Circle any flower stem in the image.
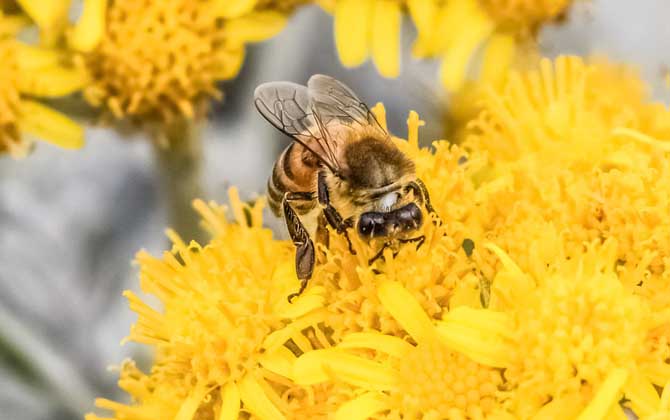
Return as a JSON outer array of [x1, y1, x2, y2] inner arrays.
[[152, 118, 207, 244]]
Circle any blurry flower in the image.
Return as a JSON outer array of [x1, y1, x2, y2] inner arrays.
[[81, 0, 292, 125], [326, 0, 401, 78], [0, 8, 85, 158], [409, 0, 571, 91], [14, 0, 72, 45], [87, 189, 329, 419]]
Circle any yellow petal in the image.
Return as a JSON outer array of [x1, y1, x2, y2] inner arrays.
[[223, 11, 287, 44], [175, 382, 209, 420], [612, 127, 670, 152], [215, 45, 246, 80], [338, 332, 413, 358], [293, 349, 395, 390], [14, 43, 65, 70], [575, 368, 628, 420], [435, 320, 512, 368], [622, 370, 660, 418], [68, 0, 107, 52], [258, 346, 296, 380], [442, 306, 514, 339], [18, 65, 88, 97], [0, 14, 30, 37], [370, 102, 388, 131], [18, 100, 84, 150], [371, 0, 401, 78], [480, 33, 515, 88], [334, 392, 389, 420], [262, 309, 326, 351], [237, 374, 286, 420], [377, 279, 436, 344], [213, 0, 258, 18], [531, 394, 584, 420], [219, 382, 240, 420], [406, 0, 437, 47], [334, 0, 373, 67], [17, 0, 70, 41]]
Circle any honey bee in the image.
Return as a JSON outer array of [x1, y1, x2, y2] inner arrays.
[[254, 75, 440, 301]]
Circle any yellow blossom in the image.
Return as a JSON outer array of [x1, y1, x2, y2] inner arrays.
[[81, 0, 294, 124], [88, 61, 670, 418], [0, 8, 85, 157], [293, 280, 512, 420], [86, 189, 330, 420]]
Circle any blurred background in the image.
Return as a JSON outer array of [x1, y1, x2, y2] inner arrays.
[[1, 0, 670, 418]]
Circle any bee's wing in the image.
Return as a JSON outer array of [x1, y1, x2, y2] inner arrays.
[[306, 74, 388, 138], [254, 81, 343, 173], [254, 75, 388, 175]]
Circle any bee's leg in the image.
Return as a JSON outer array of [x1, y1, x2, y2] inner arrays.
[[408, 179, 442, 225], [399, 235, 425, 250], [318, 172, 357, 255], [314, 213, 329, 263], [283, 192, 316, 303], [368, 241, 393, 265]]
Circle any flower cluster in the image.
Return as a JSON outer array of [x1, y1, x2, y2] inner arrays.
[[325, 0, 573, 90], [88, 56, 670, 419], [0, 3, 85, 158]]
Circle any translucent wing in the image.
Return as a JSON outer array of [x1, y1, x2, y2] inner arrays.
[[254, 75, 388, 175]]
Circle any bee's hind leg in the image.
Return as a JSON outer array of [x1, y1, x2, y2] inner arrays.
[[283, 192, 316, 303], [399, 235, 426, 250], [318, 172, 357, 255], [368, 241, 393, 265]]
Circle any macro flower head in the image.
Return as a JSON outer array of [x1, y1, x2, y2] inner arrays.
[[0, 5, 86, 158], [89, 55, 670, 419], [81, 0, 294, 125], [87, 190, 331, 420]]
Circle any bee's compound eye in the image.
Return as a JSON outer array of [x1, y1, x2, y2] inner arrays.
[[358, 214, 376, 238]]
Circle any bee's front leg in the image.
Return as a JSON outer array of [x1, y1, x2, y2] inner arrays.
[[283, 192, 316, 303], [318, 172, 357, 255], [409, 179, 442, 226]]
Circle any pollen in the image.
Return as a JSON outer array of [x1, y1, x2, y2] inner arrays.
[[393, 340, 502, 418]]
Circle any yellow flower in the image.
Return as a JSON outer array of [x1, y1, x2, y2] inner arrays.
[[293, 280, 512, 420], [485, 240, 670, 417], [0, 8, 85, 158], [325, 0, 402, 78], [408, 0, 571, 91], [81, 0, 292, 124], [86, 189, 330, 420]]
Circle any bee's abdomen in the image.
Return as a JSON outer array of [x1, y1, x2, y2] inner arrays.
[[267, 143, 317, 217]]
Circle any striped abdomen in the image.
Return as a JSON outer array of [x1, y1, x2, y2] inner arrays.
[[267, 143, 319, 217]]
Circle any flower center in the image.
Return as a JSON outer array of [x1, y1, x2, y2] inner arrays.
[[393, 340, 502, 418]]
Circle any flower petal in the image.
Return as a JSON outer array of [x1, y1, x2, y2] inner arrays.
[[334, 392, 389, 420], [531, 394, 583, 420], [338, 332, 413, 358], [371, 0, 400, 78], [68, 0, 107, 52], [219, 382, 240, 420], [175, 382, 210, 420], [334, 0, 373, 67], [480, 33, 515, 87], [442, 306, 514, 339], [237, 374, 286, 420], [16, 0, 70, 37], [18, 100, 84, 150], [622, 370, 660, 418], [14, 43, 65, 70], [258, 346, 296, 380], [435, 319, 512, 368], [377, 280, 436, 343], [214, 0, 258, 18], [262, 309, 326, 352], [223, 11, 287, 44], [18, 65, 89, 97], [406, 0, 437, 52], [575, 368, 628, 420], [293, 349, 395, 390]]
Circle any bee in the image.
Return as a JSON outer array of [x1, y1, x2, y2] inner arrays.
[[254, 75, 440, 301]]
